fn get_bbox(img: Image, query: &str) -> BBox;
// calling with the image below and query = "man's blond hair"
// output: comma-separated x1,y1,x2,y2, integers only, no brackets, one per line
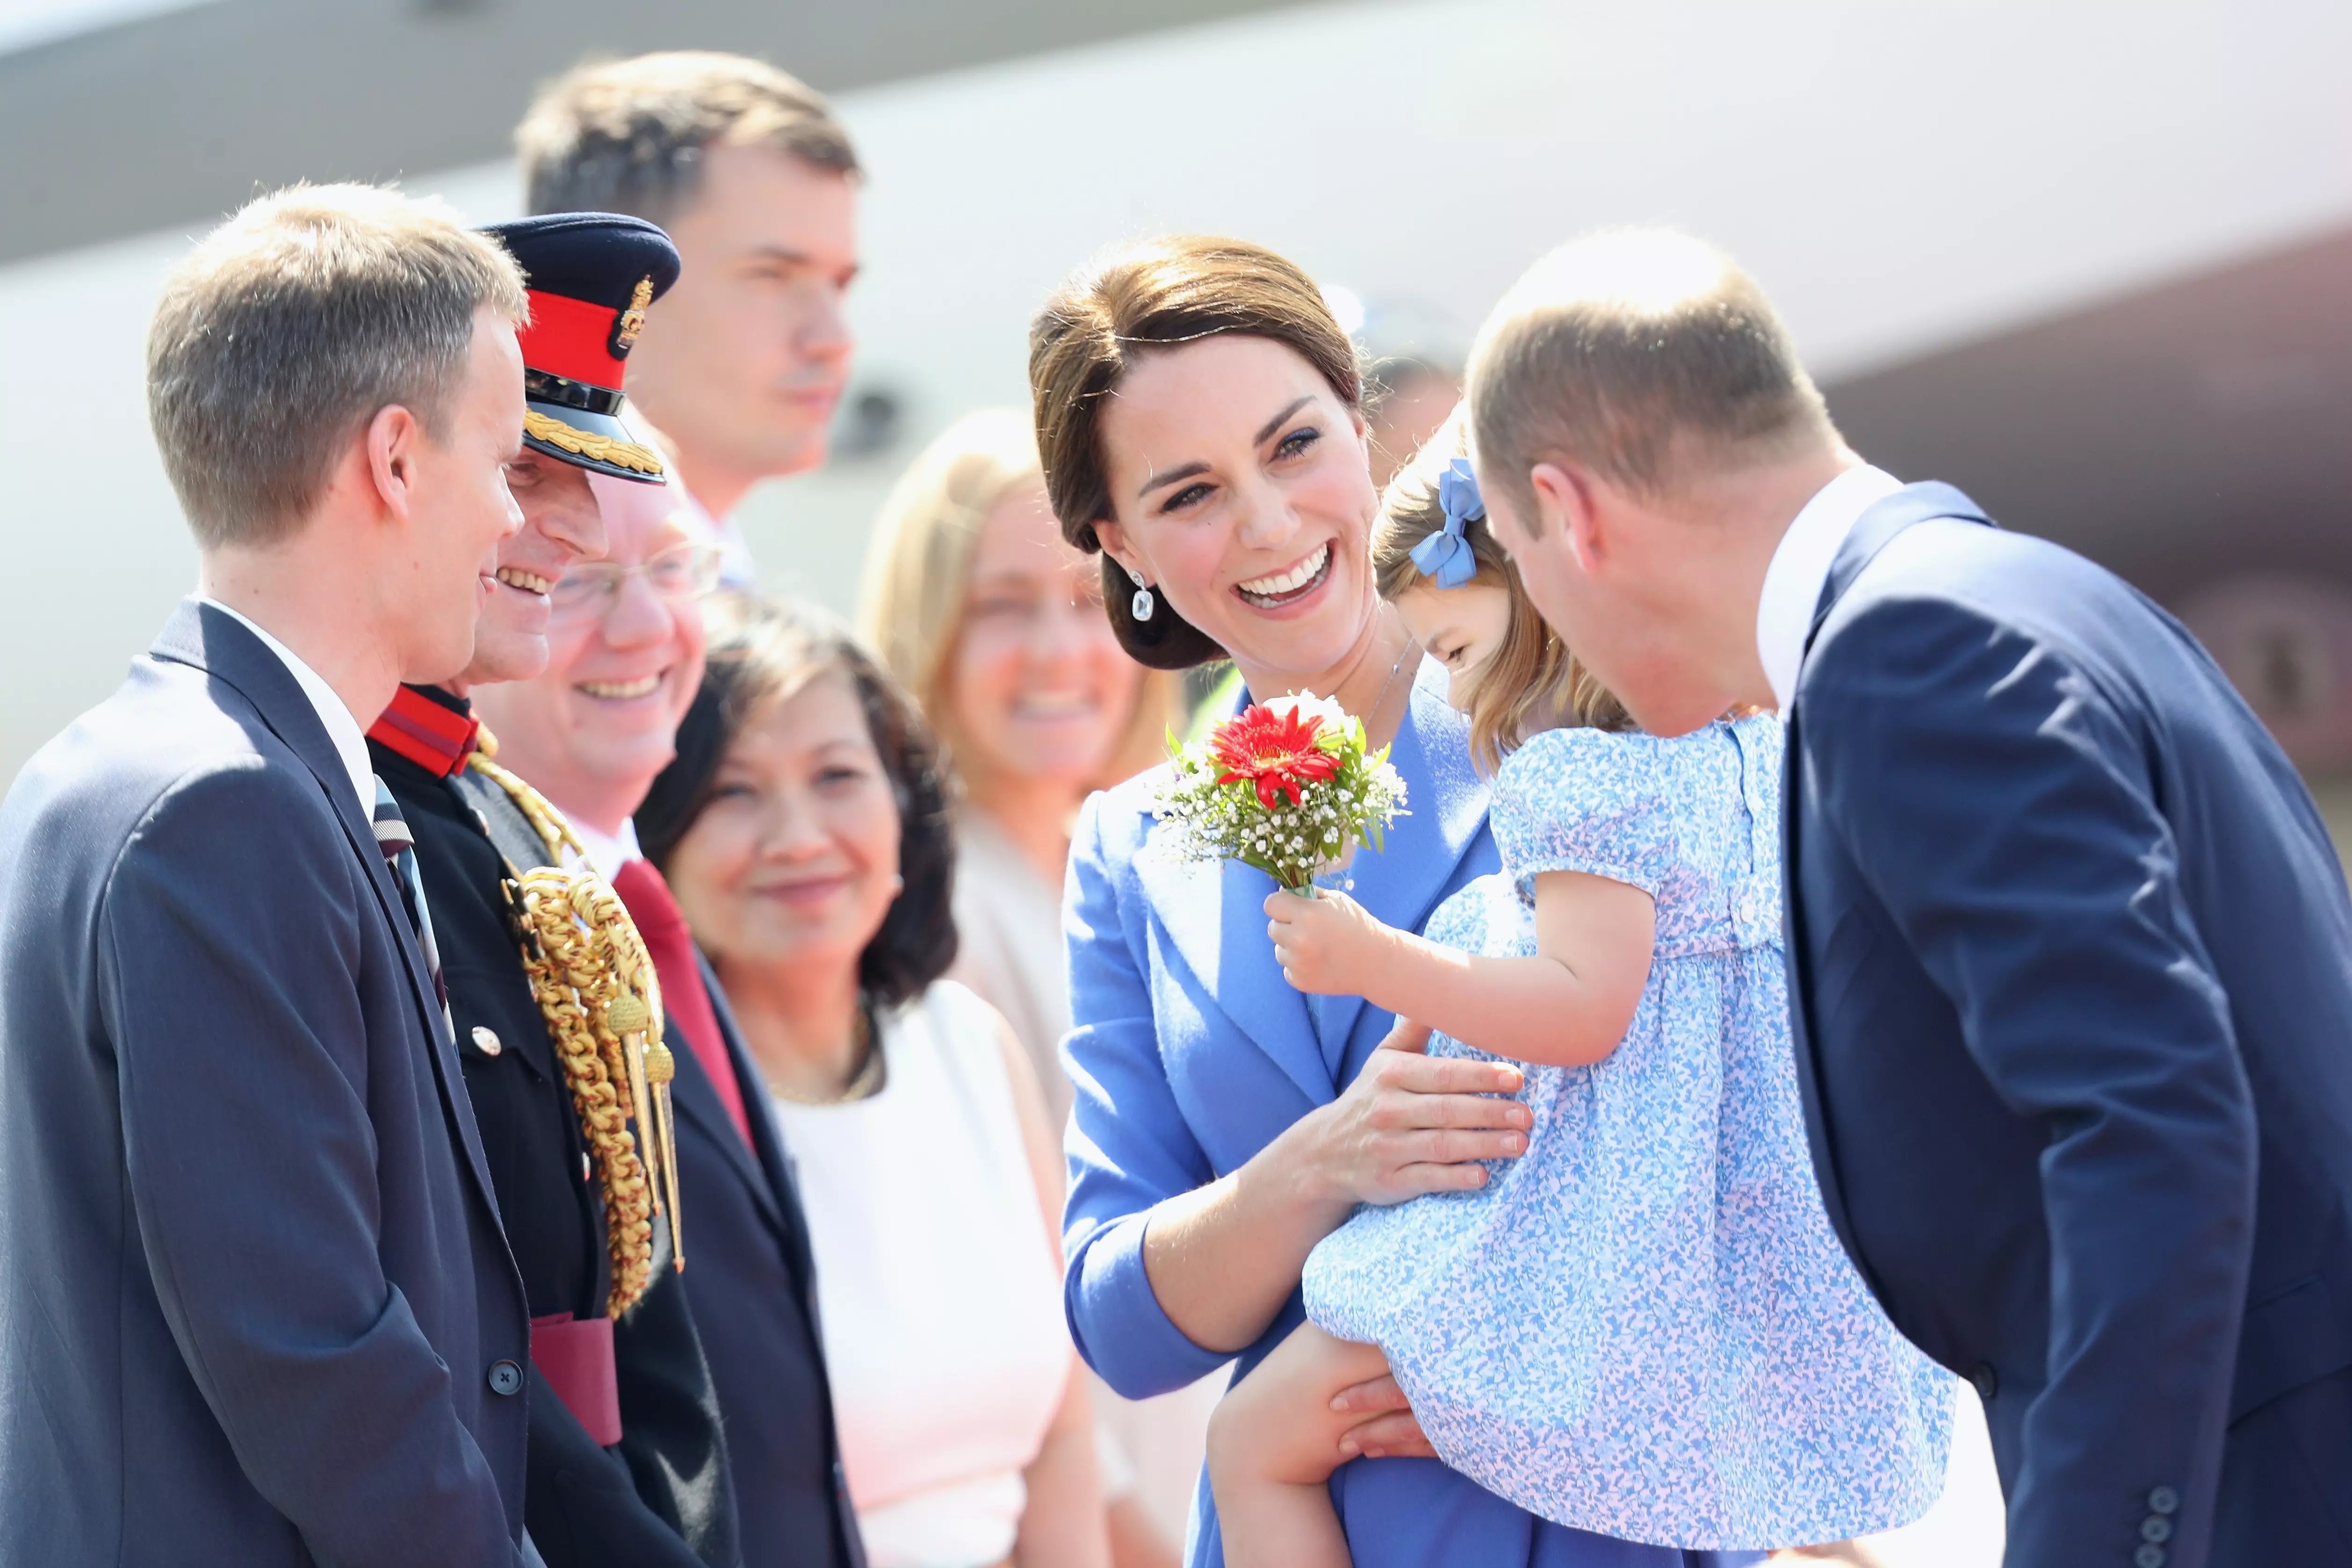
1468,229,1837,527
146,183,527,552
517,51,859,222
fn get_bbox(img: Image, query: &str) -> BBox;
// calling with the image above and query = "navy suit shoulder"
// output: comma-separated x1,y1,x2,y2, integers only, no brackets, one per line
0,602,529,1567
1786,502,2352,1568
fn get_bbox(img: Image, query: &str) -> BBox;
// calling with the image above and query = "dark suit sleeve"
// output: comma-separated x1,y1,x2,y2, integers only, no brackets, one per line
96,767,522,1568
1805,599,2257,1568
608,1247,741,1568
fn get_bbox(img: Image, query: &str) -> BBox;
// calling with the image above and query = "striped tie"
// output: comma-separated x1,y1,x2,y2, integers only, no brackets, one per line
372,777,452,1030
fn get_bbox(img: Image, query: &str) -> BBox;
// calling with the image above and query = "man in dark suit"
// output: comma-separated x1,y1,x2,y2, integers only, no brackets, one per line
0,185,539,1565
1465,228,2352,1568
469,475,864,1568
365,214,740,1568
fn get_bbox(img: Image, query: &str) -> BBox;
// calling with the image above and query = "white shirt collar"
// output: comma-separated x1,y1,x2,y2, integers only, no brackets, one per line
1753,465,1905,711
568,816,642,882
198,597,376,822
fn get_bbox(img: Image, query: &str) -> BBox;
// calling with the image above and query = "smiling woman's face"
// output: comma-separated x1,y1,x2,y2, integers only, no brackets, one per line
664,668,902,977
1094,334,1378,688
947,476,1141,794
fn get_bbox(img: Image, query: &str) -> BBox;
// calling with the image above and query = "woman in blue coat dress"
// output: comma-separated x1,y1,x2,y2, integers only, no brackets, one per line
1028,236,1749,1568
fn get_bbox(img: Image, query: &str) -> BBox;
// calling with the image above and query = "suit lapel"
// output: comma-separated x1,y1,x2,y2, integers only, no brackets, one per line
698,952,826,1302
1785,482,1995,1271
1135,830,1328,1106
1778,703,1863,1259
151,599,508,1225
1308,662,1490,1068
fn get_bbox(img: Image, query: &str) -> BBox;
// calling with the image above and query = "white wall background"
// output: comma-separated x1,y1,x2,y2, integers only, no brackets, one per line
4,0,2350,783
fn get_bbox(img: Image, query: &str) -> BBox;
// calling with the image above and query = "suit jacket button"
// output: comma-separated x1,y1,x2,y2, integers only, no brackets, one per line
487,1359,523,1396
2142,1517,2172,1543
2134,1546,2166,1568
1969,1362,1998,1400
2148,1485,2179,1515
470,1026,502,1057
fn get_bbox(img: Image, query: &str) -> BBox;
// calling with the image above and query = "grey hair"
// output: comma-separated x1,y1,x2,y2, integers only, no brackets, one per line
146,182,528,551
517,51,860,223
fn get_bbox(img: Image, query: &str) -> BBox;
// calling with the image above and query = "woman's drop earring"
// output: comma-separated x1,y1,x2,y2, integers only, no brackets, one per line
1126,564,1155,623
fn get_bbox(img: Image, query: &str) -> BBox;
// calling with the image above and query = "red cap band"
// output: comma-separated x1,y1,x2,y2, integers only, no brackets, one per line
519,290,627,391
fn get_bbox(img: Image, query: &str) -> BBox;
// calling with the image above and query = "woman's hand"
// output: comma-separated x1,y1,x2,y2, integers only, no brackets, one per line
1330,1368,1438,1461
1288,1017,1528,1210
1264,888,1393,996
1138,1020,1528,1356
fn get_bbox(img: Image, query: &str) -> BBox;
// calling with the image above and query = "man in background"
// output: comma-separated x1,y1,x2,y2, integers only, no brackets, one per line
517,51,863,588
0,184,536,1565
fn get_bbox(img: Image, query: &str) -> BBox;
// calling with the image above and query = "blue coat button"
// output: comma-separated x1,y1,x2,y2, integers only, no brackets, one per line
2134,1546,2166,1568
1969,1362,1998,1400
487,1359,523,1396
2149,1485,2179,1515
2142,1517,2172,1543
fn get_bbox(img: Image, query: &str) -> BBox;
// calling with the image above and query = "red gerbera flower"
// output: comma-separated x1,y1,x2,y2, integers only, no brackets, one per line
1210,703,1341,811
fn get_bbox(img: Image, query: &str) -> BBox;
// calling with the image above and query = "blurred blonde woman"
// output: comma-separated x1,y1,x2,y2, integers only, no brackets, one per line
860,410,1205,1568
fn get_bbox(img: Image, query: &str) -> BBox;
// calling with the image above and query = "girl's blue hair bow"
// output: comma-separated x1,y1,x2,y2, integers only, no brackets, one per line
1408,459,1485,589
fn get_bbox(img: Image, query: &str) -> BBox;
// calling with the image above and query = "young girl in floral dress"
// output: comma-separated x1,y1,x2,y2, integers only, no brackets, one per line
1205,411,1953,1566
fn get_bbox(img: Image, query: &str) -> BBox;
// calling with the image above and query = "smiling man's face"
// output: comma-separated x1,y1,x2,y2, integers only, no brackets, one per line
454,448,609,689
468,471,705,832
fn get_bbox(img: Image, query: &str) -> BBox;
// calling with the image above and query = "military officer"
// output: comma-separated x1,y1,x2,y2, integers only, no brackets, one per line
365,213,738,1568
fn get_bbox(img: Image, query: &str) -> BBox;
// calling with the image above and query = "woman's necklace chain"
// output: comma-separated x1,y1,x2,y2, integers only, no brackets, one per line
767,999,885,1107
1366,626,1416,724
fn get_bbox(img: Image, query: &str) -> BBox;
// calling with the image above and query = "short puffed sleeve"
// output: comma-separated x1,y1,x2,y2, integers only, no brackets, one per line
1490,726,1675,900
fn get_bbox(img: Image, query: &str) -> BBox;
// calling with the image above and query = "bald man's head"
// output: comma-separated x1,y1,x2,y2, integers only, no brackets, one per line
1467,229,1838,528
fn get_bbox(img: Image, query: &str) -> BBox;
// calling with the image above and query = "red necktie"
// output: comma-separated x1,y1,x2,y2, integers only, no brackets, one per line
611,856,754,1148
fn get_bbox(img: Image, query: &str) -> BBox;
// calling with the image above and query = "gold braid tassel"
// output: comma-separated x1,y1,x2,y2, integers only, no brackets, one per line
470,725,685,1312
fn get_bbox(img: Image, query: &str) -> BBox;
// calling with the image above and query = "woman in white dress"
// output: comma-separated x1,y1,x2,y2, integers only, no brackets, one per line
644,595,1108,1568
860,413,1211,1568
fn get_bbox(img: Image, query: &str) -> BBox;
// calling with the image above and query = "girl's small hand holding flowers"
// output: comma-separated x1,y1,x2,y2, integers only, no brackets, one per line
1266,888,1394,995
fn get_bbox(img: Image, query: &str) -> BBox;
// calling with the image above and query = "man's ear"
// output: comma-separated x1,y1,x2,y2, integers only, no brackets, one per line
1531,461,1603,576
364,403,422,520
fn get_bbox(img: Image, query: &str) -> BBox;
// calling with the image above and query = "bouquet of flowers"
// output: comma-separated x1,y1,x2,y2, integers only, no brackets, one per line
1154,693,1408,894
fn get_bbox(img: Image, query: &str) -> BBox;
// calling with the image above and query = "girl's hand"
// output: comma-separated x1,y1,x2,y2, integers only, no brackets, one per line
1264,888,1393,996
1288,1017,1528,1210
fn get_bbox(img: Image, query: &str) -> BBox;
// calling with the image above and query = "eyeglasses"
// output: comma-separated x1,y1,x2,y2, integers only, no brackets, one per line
550,542,724,620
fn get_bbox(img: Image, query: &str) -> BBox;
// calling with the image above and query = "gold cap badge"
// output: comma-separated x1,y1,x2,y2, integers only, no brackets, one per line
610,275,654,358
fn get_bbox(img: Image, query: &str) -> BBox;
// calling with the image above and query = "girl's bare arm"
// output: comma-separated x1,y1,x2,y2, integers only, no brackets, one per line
1266,871,1656,1068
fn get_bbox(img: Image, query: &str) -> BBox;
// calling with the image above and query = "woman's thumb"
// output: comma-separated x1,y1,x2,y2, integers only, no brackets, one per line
1378,1016,1433,1055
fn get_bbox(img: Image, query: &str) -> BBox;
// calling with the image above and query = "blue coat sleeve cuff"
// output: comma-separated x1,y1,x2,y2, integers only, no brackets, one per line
1068,1208,1230,1399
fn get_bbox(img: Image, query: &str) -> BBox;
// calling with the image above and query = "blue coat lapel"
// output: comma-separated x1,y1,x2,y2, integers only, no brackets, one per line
1135,825,1327,1106
1134,659,1491,1103
1309,661,1491,1066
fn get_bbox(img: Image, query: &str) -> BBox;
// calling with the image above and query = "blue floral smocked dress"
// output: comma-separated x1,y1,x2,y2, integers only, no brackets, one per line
1301,714,1955,1551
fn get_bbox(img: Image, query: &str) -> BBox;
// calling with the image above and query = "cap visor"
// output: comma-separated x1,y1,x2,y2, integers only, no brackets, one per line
521,401,668,484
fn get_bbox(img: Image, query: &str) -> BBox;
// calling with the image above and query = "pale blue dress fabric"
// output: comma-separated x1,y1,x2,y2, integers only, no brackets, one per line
1303,714,1955,1551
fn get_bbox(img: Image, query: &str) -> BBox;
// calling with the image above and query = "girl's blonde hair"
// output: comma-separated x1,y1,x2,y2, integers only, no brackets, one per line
857,408,1175,789
1370,404,1631,770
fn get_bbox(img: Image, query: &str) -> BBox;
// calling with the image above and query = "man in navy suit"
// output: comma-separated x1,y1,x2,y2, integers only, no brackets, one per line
1464,229,2352,1568
0,185,538,1565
